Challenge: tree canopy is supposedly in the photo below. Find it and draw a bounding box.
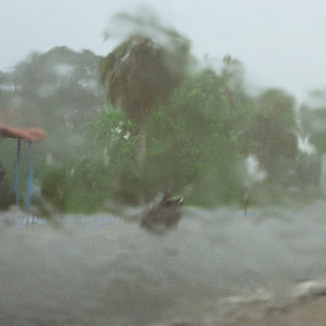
[0,10,323,212]
[99,11,191,167]
[242,88,299,180]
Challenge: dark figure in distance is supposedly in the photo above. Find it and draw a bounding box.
[243,188,250,216]
[140,191,183,234]
[0,164,15,210]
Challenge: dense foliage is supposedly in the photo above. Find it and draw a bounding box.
[94,65,251,206]
[99,13,192,168]
[0,18,325,212]
[0,46,107,212]
[242,89,299,183]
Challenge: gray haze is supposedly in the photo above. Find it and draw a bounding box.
[1,0,326,101]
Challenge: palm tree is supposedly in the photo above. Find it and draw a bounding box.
[99,13,190,168]
[246,88,299,180]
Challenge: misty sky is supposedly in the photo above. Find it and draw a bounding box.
[1,0,326,102]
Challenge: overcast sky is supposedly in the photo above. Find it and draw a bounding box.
[1,0,326,102]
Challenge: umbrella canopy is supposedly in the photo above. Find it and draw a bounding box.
[0,124,47,211]
[0,125,46,142]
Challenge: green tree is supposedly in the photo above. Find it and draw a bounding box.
[299,90,326,188]
[244,88,299,181]
[99,11,190,167]
[0,72,11,109]
[153,69,247,206]
[95,67,248,206]
[12,46,104,132]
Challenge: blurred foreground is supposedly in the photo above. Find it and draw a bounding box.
[1,201,326,325]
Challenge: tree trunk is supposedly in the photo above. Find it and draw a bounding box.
[137,124,146,170]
